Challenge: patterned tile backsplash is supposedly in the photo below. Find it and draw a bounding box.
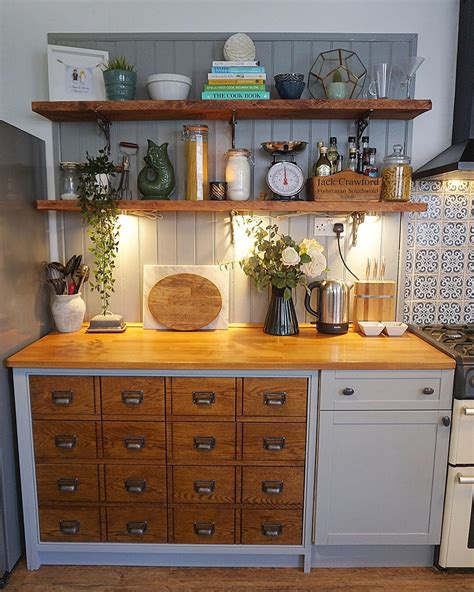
[404,179,474,325]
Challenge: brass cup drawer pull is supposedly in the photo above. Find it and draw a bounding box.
[263,436,286,451]
[121,390,144,406]
[193,436,216,451]
[193,522,215,537]
[262,480,284,495]
[123,436,145,450]
[261,523,283,537]
[194,480,216,495]
[192,391,216,405]
[124,479,147,494]
[126,521,148,536]
[263,391,287,406]
[57,477,79,493]
[51,390,74,405]
[59,520,80,535]
[54,434,77,449]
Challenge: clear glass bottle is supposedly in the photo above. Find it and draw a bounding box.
[315,146,332,177]
[348,149,357,172]
[59,162,80,200]
[224,148,252,201]
[336,154,344,172]
[364,148,378,177]
[182,124,209,200]
[327,136,339,174]
[381,144,412,201]
[347,136,356,162]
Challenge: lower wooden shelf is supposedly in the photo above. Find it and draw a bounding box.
[36,199,427,214]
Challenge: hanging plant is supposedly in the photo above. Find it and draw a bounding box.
[77,147,119,316]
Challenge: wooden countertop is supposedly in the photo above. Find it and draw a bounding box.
[6,324,455,371]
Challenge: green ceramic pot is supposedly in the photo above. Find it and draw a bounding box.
[103,69,137,101]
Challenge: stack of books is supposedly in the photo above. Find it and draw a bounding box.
[201,61,269,100]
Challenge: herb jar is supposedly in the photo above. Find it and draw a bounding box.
[182,124,209,200]
[59,161,80,200]
[381,144,412,202]
[224,148,253,201]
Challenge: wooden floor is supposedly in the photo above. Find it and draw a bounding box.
[6,560,474,591]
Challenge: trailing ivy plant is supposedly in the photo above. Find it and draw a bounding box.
[78,148,119,316]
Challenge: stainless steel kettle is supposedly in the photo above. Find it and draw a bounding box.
[304,279,353,334]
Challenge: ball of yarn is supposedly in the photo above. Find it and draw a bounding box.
[223,33,256,62]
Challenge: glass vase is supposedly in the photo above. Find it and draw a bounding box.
[263,286,299,336]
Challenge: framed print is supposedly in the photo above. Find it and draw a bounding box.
[47,44,109,101]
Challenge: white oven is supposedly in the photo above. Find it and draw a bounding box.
[439,400,474,567]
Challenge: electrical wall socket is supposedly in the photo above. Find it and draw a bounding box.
[314,217,346,237]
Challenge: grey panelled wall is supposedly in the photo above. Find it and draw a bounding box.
[48,33,417,323]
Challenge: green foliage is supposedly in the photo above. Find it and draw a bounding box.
[332,69,343,83]
[238,221,311,300]
[78,148,119,316]
[102,56,136,72]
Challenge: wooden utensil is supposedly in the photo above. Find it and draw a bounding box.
[148,273,222,331]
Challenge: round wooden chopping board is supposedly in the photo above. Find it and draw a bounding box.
[148,273,222,331]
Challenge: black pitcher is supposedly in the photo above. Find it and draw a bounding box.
[264,286,299,336]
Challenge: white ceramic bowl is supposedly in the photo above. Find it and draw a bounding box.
[382,322,408,337]
[358,322,385,337]
[146,73,192,100]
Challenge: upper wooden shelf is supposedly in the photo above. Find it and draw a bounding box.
[31,99,432,122]
[36,200,427,214]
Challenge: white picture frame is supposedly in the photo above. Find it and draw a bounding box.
[47,44,109,101]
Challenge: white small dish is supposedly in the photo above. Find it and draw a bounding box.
[382,322,408,337]
[358,321,385,336]
[146,73,192,100]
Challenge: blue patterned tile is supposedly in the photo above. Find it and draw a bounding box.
[406,249,414,273]
[438,301,462,324]
[464,302,474,323]
[447,180,469,193]
[414,249,439,273]
[404,275,413,300]
[412,301,436,325]
[466,277,474,300]
[441,249,465,273]
[439,275,463,299]
[416,194,442,220]
[468,251,474,273]
[413,275,438,299]
[407,222,415,246]
[444,194,468,220]
[403,302,411,324]
[442,222,467,247]
[416,222,441,247]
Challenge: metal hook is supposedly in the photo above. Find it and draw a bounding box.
[355,110,372,150]
[230,110,237,149]
[351,212,366,247]
[95,112,111,152]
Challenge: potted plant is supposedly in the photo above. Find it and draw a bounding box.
[327,69,347,99]
[239,221,327,335]
[102,56,137,101]
[78,148,125,332]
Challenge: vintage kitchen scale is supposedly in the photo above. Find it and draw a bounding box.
[261,141,307,201]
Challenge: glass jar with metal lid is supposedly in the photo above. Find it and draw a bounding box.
[182,124,209,200]
[59,161,80,200]
[224,148,253,201]
[381,144,412,202]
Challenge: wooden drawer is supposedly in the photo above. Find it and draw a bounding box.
[33,420,98,459]
[173,508,235,544]
[243,378,307,417]
[170,377,236,417]
[241,509,302,545]
[170,422,236,461]
[242,423,306,461]
[36,463,99,502]
[30,376,96,417]
[105,464,167,503]
[39,506,101,542]
[107,505,167,543]
[242,467,304,506]
[101,376,165,418]
[172,466,235,504]
[102,421,166,460]
[320,370,449,411]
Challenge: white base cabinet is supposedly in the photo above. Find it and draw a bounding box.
[315,370,454,546]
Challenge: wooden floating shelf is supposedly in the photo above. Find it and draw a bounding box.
[36,200,427,214]
[32,99,432,122]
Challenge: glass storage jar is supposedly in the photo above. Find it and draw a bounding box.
[59,161,80,200]
[224,148,253,201]
[381,144,412,202]
[182,124,209,200]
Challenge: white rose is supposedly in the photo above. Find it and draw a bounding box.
[302,248,327,278]
[281,246,301,267]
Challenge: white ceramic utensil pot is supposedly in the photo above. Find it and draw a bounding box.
[51,293,86,333]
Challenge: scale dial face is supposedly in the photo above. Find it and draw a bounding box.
[266,161,305,198]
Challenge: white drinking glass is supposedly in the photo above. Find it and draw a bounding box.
[368,63,392,99]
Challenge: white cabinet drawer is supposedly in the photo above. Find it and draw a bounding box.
[320,370,454,411]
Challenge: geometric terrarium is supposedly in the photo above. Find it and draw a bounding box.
[308,48,367,99]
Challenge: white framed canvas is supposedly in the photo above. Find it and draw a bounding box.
[47,44,109,100]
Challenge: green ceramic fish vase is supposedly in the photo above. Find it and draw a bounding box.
[137,140,175,200]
